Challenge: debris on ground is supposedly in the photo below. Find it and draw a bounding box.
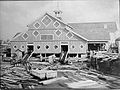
[1,52,120,89]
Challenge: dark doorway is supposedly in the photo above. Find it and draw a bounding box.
[61,45,68,52]
[88,43,104,51]
[22,52,25,57]
[27,45,34,54]
[6,48,11,57]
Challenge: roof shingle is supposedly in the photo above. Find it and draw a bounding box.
[68,22,117,41]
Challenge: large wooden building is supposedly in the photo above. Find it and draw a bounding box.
[10,11,117,57]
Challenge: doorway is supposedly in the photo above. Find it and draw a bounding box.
[27,45,34,54]
[61,45,68,52]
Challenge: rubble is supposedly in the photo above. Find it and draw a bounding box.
[1,52,120,89]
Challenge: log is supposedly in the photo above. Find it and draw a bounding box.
[39,76,68,85]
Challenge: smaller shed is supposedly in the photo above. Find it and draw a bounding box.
[116,37,120,53]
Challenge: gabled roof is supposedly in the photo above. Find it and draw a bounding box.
[68,22,117,41]
[27,12,88,41]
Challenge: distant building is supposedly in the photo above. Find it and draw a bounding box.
[10,11,117,57]
[116,37,120,53]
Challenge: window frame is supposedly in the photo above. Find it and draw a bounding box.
[33,21,41,29]
[41,15,52,27]
[40,34,54,40]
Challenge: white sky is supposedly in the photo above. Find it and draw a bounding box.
[0,0,119,40]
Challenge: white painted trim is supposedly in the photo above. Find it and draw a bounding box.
[40,34,54,40]
[46,13,88,41]
[27,44,34,45]
[21,45,25,49]
[60,41,69,52]
[65,26,88,41]
[36,45,41,50]
[44,44,50,50]
[41,15,52,27]
[53,20,61,28]
[13,45,17,50]
[12,33,22,40]
[66,32,73,39]
[55,29,62,37]
[32,30,39,37]
[22,33,29,40]
[33,21,41,29]
[88,40,109,41]
[60,41,69,45]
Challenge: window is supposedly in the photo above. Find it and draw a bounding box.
[72,45,75,49]
[41,15,51,26]
[34,22,40,29]
[41,35,53,40]
[13,45,17,49]
[37,45,40,49]
[53,21,60,28]
[21,45,24,48]
[54,45,58,49]
[80,45,83,48]
[33,30,39,37]
[55,30,61,36]
[22,33,28,40]
[67,32,73,39]
[45,45,49,49]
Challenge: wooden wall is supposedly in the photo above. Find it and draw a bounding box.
[11,41,27,53]
[11,13,87,54]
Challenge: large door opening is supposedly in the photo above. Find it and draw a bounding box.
[88,43,105,51]
[27,45,34,54]
[61,45,68,52]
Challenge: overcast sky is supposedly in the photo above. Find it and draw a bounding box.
[0,0,119,40]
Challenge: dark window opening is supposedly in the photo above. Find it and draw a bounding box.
[88,43,105,51]
[81,45,83,48]
[42,54,45,57]
[54,45,58,49]
[14,46,17,48]
[46,53,53,57]
[78,54,81,58]
[72,45,75,49]
[68,54,77,57]
[37,46,40,49]
[46,45,49,49]
[55,53,60,57]
[22,46,24,48]
[32,53,40,57]
[6,48,11,57]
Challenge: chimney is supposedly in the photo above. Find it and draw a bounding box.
[54,10,62,20]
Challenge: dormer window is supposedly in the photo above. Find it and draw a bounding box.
[41,15,52,26]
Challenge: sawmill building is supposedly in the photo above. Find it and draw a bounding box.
[10,11,117,58]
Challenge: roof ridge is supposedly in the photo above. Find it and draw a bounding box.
[68,22,116,24]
